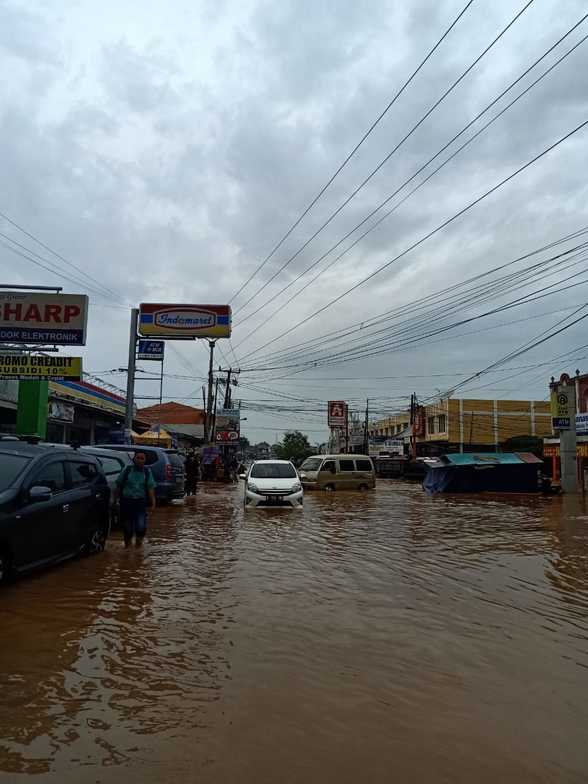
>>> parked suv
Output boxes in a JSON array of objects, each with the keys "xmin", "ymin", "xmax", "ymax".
[
  {"xmin": 0, "ymin": 443, "xmax": 110, "ymax": 583},
  {"xmin": 96, "ymin": 445, "xmax": 185, "ymax": 502}
]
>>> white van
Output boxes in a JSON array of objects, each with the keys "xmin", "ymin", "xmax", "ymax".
[{"xmin": 299, "ymin": 454, "xmax": 376, "ymax": 491}]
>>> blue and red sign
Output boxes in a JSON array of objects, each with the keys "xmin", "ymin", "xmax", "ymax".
[
  {"xmin": 137, "ymin": 339, "xmax": 165, "ymax": 361},
  {"xmin": 138, "ymin": 304, "xmax": 231, "ymax": 339}
]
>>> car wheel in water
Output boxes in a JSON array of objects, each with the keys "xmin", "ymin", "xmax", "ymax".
[
  {"xmin": 325, "ymin": 484, "xmax": 335, "ymax": 492},
  {"xmin": 359, "ymin": 484, "xmax": 369, "ymax": 491},
  {"xmin": 87, "ymin": 528, "xmax": 106, "ymax": 554}
]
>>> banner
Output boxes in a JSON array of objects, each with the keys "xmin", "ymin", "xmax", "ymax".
[
  {"xmin": 139, "ymin": 303, "xmax": 231, "ymax": 339},
  {"xmin": 0, "ymin": 292, "xmax": 88, "ymax": 345},
  {"xmin": 0, "ymin": 354, "xmax": 82, "ymax": 381}
]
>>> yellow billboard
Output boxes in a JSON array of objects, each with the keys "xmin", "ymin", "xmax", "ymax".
[{"xmin": 0, "ymin": 354, "xmax": 82, "ymax": 381}]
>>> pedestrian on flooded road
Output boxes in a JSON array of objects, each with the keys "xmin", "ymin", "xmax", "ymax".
[
  {"xmin": 185, "ymin": 449, "xmax": 199, "ymax": 496},
  {"xmin": 114, "ymin": 452, "xmax": 156, "ymax": 547}
]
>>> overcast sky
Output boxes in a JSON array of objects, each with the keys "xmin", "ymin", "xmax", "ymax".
[{"xmin": 2, "ymin": 0, "xmax": 588, "ymax": 443}]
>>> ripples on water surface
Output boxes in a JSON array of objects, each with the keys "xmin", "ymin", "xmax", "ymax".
[{"xmin": 1, "ymin": 482, "xmax": 587, "ymax": 782}]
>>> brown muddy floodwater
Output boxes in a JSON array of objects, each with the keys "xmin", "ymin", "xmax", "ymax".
[{"xmin": 1, "ymin": 482, "xmax": 588, "ymax": 783}]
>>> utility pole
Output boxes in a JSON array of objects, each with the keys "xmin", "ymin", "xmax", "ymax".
[
  {"xmin": 205, "ymin": 340, "xmax": 216, "ymax": 443},
  {"xmin": 223, "ymin": 368, "xmax": 232, "ymax": 409},
  {"xmin": 345, "ymin": 404, "xmax": 349, "ymax": 453},
  {"xmin": 124, "ymin": 308, "xmax": 139, "ymax": 437},
  {"xmin": 211, "ymin": 377, "xmax": 220, "ymax": 444},
  {"xmin": 409, "ymin": 393, "xmax": 416, "ymax": 460},
  {"xmin": 363, "ymin": 398, "xmax": 369, "ymax": 455}
]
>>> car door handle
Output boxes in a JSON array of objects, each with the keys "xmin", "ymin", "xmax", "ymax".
[{"xmin": 62, "ymin": 504, "xmax": 70, "ymax": 513}]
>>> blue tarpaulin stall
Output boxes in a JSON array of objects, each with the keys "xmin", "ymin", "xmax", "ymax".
[{"xmin": 423, "ymin": 452, "xmax": 542, "ymax": 494}]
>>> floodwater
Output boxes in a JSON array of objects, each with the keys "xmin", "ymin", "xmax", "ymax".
[{"xmin": 1, "ymin": 483, "xmax": 588, "ymax": 783}]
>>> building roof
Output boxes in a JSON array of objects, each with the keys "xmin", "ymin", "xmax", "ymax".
[{"xmin": 138, "ymin": 401, "xmax": 205, "ymax": 425}]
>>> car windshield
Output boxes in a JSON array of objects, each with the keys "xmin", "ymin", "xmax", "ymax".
[
  {"xmin": 250, "ymin": 463, "xmax": 297, "ymax": 479},
  {"xmin": 0, "ymin": 453, "xmax": 31, "ymax": 491},
  {"xmin": 300, "ymin": 458, "xmax": 322, "ymax": 471}
]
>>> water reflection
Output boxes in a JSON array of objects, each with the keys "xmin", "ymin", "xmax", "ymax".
[{"xmin": 1, "ymin": 481, "xmax": 588, "ymax": 783}]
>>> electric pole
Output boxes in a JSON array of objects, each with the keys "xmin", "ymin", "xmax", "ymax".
[
  {"xmin": 205, "ymin": 340, "xmax": 216, "ymax": 443},
  {"xmin": 363, "ymin": 398, "xmax": 369, "ymax": 455},
  {"xmin": 124, "ymin": 308, "xmax": 139, "ymax": 437}
]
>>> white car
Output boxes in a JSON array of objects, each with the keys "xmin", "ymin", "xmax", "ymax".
[{"xmin": 242, "ymin": 460, "xmax": 303, "ymax": 509}]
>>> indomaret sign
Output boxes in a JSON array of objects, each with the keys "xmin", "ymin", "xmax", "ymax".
[
  {"xmin": 0, "ymin": 292, "xmax": 89, "ymax": 345},
  {"xmin": 138, "ymin": 304, "xmax": 231, "ymax": 339}
]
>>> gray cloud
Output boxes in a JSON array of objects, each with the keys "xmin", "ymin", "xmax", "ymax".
[{"xmin": 1, "ymin": 0, "xmax": 588, "ymax": 441}]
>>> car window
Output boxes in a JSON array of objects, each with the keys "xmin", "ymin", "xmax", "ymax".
[
  {"xmin": 356, "ymin": 459, "xmax": 373, "ymax": 472},
  {"xmin": 32, "ymin": 461, "xmax": 66, "ymax": 493},
  {"xmin": 0, "ymin": 454, "xmax": 32, "ymax": 491},
  {"xmin": 339, "ymin": 460, "xmax": 355, "ymax": 472},
  {"xmin": 321, "ymin": 460, "xmax": 336, "ymax": 473},
  {"xmin": 69, "ymin": 461, "xmax": 98, "ymax": 487},
  {"xmin": 250, "ymin": 463, "xmax": 297, "ymax": 479},
  {"xmin": 165, "ymin": 452, "xmax": 185, "ymax": 468},
  {"xmin": 97, "ymin": 456, "xmax": 124, "ymax": 476},
  {"xmin": 300, "ymin": 458, "xmax": 322, "ymax": 471}
]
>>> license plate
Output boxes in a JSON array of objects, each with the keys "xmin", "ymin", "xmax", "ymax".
[{"xmin": 266, "ymin": 495, "xmax": 283, "ymax": 502}]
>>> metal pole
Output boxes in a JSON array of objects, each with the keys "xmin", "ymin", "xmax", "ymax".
[
  {"xmin": 206, "ymin": 340, "xmax": 216, "ymax": 443},
  {"xmin": 211, "ymin": 377, "xmax": 220, "ymax": 444},
  {"xmin": 364, "ymin": 398, "xmax": 369, "ymax": 454},
  {"xmin": 158, "ymin": 353, "xmax": 164, "ymax": 443},
  {"xmin": 345, "ymin": 405, "xmax": 349, "ymax": 453},
  {"xmin": 125, "ymin": 308, "xmax": 138, "ymax": 435}
]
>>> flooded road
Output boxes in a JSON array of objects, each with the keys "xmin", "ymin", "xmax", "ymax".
[{"xmin": 1, "ymin": 482, "xmax": 588, "ymax": 783}]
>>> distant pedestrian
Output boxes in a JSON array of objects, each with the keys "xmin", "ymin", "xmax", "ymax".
[
  {"xmin": 185, "ymin": 449, "xmax": 200, "ymax": 496},
  {"xmin": 114, "ymin": 452, "xmax": 156, "ymax": 547}
]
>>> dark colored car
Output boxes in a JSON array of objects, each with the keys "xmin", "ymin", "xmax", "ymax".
[
  {"xmin": 0, "ymin": 443, "xmax": 110, "ymax": 583},
  {"xmin": 95, "ymin": 445, "xmax": 185, "ymax": 502}
]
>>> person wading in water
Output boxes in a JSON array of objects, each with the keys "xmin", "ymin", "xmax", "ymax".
[{"xmin": 114, "ymin": 452, "xmax": 156, "ymax": 547}]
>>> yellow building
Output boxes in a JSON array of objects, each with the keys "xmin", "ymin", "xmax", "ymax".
[{"xmin": 370, "ymin": 397, "xmax": 552, "ymax": 453}]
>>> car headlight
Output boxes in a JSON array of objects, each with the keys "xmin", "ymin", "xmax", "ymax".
[
  {"xmin": 247, "ymin": 482, "xmax": 260, "ymax": 493},
  {"xmin": 292, "ymin": 482, "xmax": 302, "ymax": 492}
]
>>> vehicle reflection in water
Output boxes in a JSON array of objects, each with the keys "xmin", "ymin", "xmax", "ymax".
[{"xmin": 1, "ymin": 481, "xmax": 587, "ymax": 783}]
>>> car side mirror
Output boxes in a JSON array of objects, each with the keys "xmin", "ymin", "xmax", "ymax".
[{"xmin": 29, "ymin": 485, "xmax": 52, "ymax": 503}]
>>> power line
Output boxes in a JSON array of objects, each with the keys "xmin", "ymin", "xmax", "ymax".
[
  {"xmin": 233, "ymin": 20, "xmax": 588, "ymax": 344},
  {"xmin": 236, "ymin": 117, "xmax": 588, "ymax": 363},
  {"xmin": 0, "ymin": 209, "xmax": 125, "ymax": 303},
  {"xmin": 228, "ymin": 0, "xmax": 477, "ymax": 305},
  {"xmin": 232, "ymin": 0, "xmax": 536, "ymax": 318}
]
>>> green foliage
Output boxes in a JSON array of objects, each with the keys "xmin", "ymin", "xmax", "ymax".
[
  {"xmin": 239, "ymin": 436, "xmax": 251, "ymax": 450},
  {"xmin": 274, "ymin": 430, "xmax": 313, "ymax": 463}
]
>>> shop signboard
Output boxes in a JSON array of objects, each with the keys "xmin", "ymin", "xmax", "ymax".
[
  {"xmin": 328, "ymin": 400, "xmax": 347, "ymax": 427},
  {"xmin": 216, "ymin": 430, "xmax": 239, "ymax": 442},
  {"xmin": 576, "ymin": 413, "xmax": 588, "ymax": 435},
  {"xmin": 138, "ymin": 303, "xmax": 231, "ymax": 339},
  {"xmin": 551, "ymin": 389, "xmax": 571, "ymax": 429},
  {"xmin": 137, "ymin": 339, "xmax": 165, "ymax": 361},
  {"xmin": 0, "ymin": 292, "xmax": 88, "ymax": 345},
  {"xmin": 0, "ymin": 354, "xmax": 82, "ymax": 381}
]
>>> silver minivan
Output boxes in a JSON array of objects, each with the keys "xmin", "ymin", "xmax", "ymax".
[{"xmin": 299, "ymin": 454, "xmax": 376, "ymax": 491}]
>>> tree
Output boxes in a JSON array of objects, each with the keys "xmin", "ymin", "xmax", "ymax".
[
  {"xmin": 239, "ymin": 436, "xmax": 250, "ymax": 450},
  {"xmin": 274, "ymin": 430, "xmax": 313, "ymax": 464}
]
